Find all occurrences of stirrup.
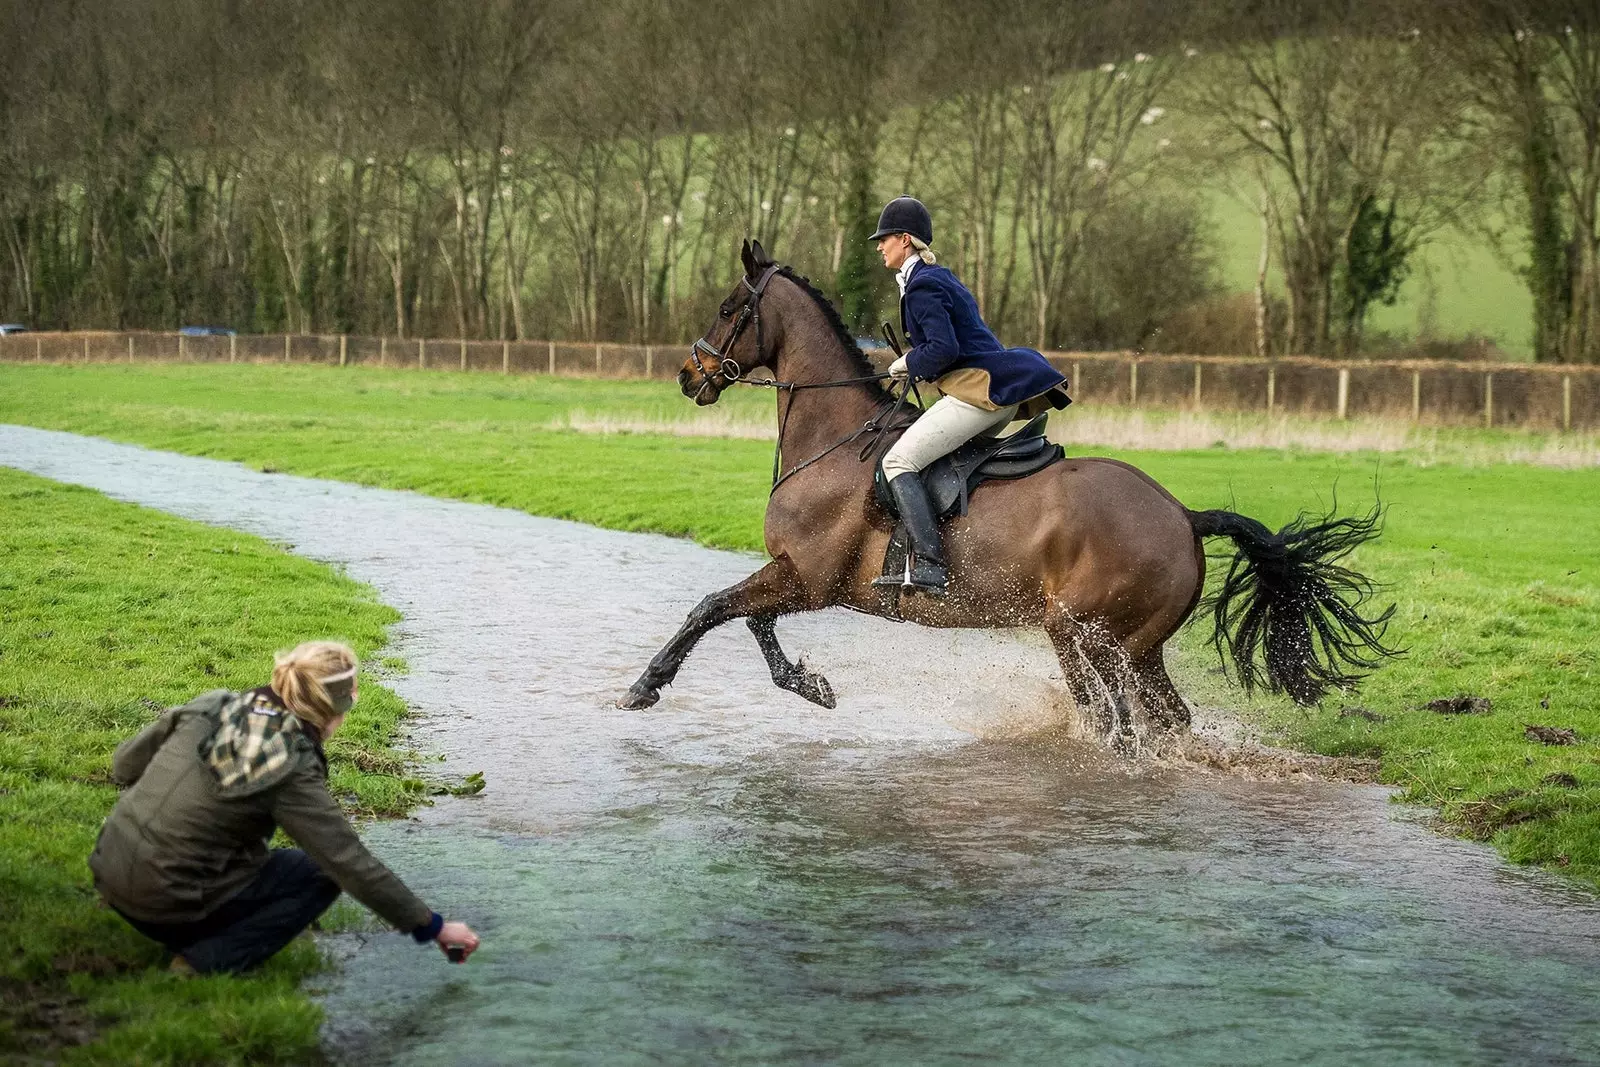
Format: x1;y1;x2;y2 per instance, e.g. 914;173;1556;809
874;555;946;596
873;554;913;589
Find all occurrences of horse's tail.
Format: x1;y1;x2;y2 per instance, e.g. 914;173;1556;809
1185;505;1401;705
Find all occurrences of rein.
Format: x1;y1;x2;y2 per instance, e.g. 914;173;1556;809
687;264;920;493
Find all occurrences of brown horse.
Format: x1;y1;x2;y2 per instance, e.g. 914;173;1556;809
619;240;1397;744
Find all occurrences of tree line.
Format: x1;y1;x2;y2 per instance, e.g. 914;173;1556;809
0;0;1596;361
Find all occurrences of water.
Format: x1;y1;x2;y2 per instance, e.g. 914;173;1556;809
4;423;1599;1066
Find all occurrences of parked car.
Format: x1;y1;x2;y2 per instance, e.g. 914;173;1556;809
179;326;236;337
0;324;28;336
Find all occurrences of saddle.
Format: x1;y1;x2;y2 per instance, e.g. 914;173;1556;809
873;413;1062;521
872;413;1064;601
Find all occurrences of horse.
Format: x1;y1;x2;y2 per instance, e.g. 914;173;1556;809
618;239;1398;745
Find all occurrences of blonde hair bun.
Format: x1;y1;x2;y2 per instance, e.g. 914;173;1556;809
271;640;358;730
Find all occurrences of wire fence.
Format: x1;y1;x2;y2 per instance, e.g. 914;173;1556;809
5;330;1598;431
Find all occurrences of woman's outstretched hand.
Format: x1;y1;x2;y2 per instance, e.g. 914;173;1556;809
437;920;481;963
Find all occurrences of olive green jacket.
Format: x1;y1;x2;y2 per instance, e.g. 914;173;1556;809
89;689;432;931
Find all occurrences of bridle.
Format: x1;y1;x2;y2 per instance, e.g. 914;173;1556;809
684;263;918;492
686;264;779;402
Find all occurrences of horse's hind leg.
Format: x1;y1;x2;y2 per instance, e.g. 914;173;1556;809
748;614;836;709
1132;649;1191;732
619;559;805;710
1044;610;1134;748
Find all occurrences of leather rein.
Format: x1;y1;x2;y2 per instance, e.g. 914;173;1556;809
686;264;918;493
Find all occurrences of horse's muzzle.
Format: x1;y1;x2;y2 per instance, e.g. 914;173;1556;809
678;366;722;405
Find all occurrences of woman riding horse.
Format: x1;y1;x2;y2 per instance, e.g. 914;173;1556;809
873;196;1071;596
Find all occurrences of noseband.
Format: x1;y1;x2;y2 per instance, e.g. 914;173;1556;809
687;264;780;400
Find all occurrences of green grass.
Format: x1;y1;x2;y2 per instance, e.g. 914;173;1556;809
0;465;424;1063
2;362;1598;893
1206;190;1532;357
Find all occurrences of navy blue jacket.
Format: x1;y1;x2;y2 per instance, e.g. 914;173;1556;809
901;262;1069;411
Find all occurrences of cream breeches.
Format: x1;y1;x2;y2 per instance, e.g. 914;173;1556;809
881;395;1020;480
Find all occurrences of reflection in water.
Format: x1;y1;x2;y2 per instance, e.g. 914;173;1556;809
3;424;1599;1067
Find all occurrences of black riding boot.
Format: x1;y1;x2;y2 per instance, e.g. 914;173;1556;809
886;472;948;596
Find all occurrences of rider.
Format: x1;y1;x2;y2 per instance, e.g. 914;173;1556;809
873;195;1071;596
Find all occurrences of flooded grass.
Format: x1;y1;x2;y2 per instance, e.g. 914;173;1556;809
1;362;1598;890
0;468;419;1063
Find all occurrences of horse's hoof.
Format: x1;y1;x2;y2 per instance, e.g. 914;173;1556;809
793;671;836;709
617;684;661;710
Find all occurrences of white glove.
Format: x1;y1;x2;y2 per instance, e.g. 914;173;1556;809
888;355;909;380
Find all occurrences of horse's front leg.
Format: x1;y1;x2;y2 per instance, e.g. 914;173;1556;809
618;559;804;710
747;614;835;709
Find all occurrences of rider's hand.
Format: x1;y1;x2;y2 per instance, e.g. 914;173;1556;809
888;355;909;380
436;920;480;962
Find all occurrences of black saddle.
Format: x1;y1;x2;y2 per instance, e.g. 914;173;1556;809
873;413;1063;522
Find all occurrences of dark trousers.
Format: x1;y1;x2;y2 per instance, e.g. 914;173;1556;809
117;848;342;975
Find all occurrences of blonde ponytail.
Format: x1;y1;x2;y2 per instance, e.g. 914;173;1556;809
271;640;358;730
908;235;937;265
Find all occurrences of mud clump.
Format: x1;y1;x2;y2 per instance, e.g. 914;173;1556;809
1425;694;1492;715
1542;772;1580;788
1524;724;1577;746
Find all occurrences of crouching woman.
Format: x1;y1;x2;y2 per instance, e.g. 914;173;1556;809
89;640;479;975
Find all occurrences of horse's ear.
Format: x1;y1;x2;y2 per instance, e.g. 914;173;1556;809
740;238;755;278
750;238;770;269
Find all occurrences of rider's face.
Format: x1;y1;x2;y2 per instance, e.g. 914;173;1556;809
877;234;912;271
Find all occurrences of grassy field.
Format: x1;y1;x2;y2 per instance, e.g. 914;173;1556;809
1205;191;1532;357
0;465;423;1063
1;362;1597;894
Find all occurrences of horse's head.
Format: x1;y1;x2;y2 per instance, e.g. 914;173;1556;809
678;238;781;405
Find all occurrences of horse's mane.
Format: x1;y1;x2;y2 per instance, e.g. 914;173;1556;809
774;265;887;387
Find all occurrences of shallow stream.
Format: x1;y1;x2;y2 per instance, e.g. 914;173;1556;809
4;424;1599;1066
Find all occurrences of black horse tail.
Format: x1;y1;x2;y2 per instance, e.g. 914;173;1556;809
1185;505;1402;705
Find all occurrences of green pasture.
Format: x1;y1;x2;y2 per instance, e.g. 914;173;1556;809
1;361;1597;895
0;466;421;1063
1205;191;1531;356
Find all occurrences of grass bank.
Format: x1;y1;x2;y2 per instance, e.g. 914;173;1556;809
2;363;1598;891
0;466;422;1063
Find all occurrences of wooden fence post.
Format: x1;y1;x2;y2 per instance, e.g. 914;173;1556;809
1411;371;1420;421
127;335;135;363
1071;361;1081;397
35;335;41;362
1192;362;1202;407
284;335;291;363
179;334;187;362
1484;373;1494;428
418;339;426;369
1129;360;1139;406
83;335;90;362
645;345;653;378
595;342;604;374
459;338;467;372
1267;364;1277;412
1335;368;1349;419
548;340;556;375
230;334;237;364
379;336;387;367
502;340;510;374
339;335;348;367
1563;375;1572;432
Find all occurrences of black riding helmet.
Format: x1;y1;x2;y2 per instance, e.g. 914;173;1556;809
869;196;933;246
